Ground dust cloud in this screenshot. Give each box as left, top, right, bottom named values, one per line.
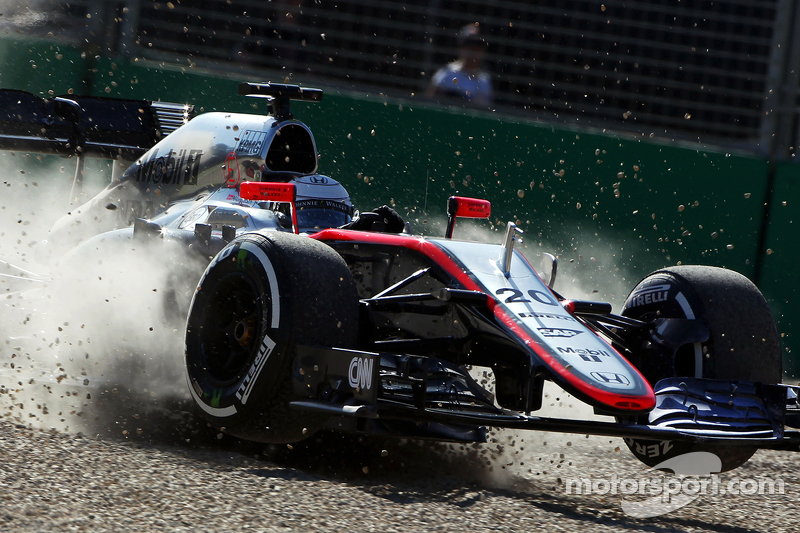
left=0, top=1, right=70, bottom=29
left=0, top=154, right=206, bottom=439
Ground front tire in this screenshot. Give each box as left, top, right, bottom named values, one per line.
left=185, top=231, right=359, bottom=443
left=621, top=265, right=781, bottom=471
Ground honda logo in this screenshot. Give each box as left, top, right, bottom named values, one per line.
left=309, top=175, right=328, bottom=184
left=590, top=371, right=630, bottom=385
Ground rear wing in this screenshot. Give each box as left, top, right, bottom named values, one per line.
left=0, top=89, right=194, bottom=160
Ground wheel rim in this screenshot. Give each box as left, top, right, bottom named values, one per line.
left=197, top=272, right=267, bottom=385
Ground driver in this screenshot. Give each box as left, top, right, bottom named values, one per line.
left=284, top=174, right=406, bottom=234
left=289, top=174, right=354, bottom=233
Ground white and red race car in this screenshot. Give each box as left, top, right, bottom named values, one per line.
left=0, top=83, right=795, bottom=473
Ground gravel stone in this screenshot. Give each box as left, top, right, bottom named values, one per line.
left=0, top=417, right=797, bottom=532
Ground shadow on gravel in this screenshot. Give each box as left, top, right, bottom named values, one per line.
left=243, top=445, right=766, bottom=533
left=60, top=386, right=770, bottom=533
left=79, top=385, right=508, bottom=484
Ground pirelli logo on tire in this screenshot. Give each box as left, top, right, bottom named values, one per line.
left=236, top=335, right=277, bottom=405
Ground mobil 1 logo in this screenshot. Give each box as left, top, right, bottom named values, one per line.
left=556, top=346, right=613, bottom=363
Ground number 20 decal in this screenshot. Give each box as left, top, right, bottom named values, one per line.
left=495, top=288, right=558, bottom=306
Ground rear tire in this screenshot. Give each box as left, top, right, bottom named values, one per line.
left=621, top=265, right=781, bottom=472
left=185, top=231, right=359, bottom=443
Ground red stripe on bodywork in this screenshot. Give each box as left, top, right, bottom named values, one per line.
left=313, top=229, right=655, bottom=412
left=492, top=306, right=655, bottom=411
left=313, top=229, right=478, bottom=284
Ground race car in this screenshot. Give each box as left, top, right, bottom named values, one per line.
left=1, top=82, right=798, bottom=473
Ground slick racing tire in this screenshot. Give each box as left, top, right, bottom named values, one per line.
left=185, top=231, right=359, bottom=443
left=620, top=266, right=781, bottom=472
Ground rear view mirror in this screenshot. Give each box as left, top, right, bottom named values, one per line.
left=541, top=252, right=558, bottom=288
left=239, top=181, right=298, bottom=233
left=445, top=196, right=491, bottom=239
left=240, top=181, right=296, bottom=202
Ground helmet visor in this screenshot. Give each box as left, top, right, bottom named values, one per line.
left=295, top=199, right=354, bottom=232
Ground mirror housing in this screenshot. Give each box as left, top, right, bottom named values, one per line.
left=445, top=196, right=491, bottom=239
left=239, top=181, right=298, bottom=233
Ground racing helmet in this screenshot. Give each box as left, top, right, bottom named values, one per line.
left=290, top=174, right=354, bottom=233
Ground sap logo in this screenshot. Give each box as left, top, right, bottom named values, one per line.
left=590, top=371, right=630, bottom=385
left=627, top=284, right=670, bottom=308
left=236, top=335, right=276, bottom=404
left=349, top=357, right=374, bottom=390
left=135, top=148, right=203, bottom=186
left=557, top=346, right=612, bottom=363
left=235, top=130, right=268, bottom=156
left=539, top=328, right=583, bottom=338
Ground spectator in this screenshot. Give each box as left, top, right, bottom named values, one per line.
left=427, top=23, right=493, bottom=106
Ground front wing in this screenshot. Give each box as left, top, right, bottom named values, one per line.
left=290, top=345, right=800, bottom=450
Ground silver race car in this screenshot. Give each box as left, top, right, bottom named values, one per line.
left=1, top=83, right=797, bottom=473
